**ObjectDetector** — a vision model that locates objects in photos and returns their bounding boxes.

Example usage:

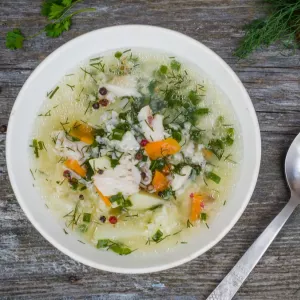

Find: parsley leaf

[41,0,74,20]
[45,17,72,37]
[6,29,25,50]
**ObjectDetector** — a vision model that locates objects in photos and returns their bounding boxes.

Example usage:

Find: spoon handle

[206,196,299,300]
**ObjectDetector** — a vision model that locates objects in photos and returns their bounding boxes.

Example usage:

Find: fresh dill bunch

[234,0,300,58]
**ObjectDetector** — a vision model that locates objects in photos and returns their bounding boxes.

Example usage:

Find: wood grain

[0,0,300,299]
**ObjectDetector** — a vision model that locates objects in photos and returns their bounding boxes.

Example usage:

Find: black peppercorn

[0,125,7,133]
[99,87,108,95]
[92,102,100,109]
[99,215,106,223]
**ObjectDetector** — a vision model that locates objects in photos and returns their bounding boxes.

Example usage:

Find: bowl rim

[6,24,261,273]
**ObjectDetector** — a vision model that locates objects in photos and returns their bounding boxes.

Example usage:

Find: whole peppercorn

[63,170,71,178]
[99,87,108,95]
[0,125,7,133]
[79,194,84,200]
[135,152,143,160]
[99,216,106,223]
[140,139,149,147]
[109,216,118,224]
[92,102,100,109]
[99,99,109,107]
[97,169,104,175]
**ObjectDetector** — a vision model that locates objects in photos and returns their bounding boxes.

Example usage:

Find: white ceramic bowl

[6,25,261,273]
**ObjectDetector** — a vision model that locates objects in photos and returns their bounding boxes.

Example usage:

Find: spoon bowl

[285,133,300,198]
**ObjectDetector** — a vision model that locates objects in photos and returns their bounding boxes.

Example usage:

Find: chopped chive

[181,241,187,244]
[63,229,68,234]
[48,86,59,99]
[78,240,85,244]
[223,200,227,206]
[123,49,131,54]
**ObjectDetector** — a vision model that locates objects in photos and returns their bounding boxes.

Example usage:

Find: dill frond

[235,0,300,58]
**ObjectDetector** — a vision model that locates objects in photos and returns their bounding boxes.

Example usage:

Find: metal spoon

[207,133,300,300]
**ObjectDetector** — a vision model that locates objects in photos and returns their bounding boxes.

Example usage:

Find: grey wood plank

[0,0,300,299]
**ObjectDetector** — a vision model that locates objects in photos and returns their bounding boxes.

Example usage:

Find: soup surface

[30,49,241,255]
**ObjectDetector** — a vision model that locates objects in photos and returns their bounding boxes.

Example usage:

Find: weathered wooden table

[1,0,300,299]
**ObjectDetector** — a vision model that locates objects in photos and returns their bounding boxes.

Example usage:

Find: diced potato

[89,156,111,172]
[129,191,164,210]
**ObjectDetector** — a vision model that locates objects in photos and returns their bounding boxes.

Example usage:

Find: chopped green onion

[170,60,181,71]
[171,129,182,142]
[111,128,125,141]
[83,213,91,223]
[188,90,201,105]
[208,139,224,160]
[206,172,221,184]
[115,51,123,59]
[78,223,88,233]
[159,65,168,74]
[200,212,207,221]
[152,229,163,242]
[97,239,110,248]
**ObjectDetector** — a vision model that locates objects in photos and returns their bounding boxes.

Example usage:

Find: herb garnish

[97,239,135,255]
[6,1,96,50]
[30,139,47,158]
[235,0,300,58]
[48,86,59,99]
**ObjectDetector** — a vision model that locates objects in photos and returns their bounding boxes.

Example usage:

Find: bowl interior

[6,25,261,273]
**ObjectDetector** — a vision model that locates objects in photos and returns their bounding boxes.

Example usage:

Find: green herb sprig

[6,0,96,50]
[235,0,300,58]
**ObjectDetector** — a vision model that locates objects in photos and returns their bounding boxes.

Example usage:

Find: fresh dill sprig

[235,0,300,58]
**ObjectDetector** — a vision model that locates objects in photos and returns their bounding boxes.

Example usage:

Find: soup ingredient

[190,194,204,222]
[235,0,300,58]
[152,170,169,192]
[5,1,96,50]
[64,159,86,177]
[145,138,181,160]
[31,49,241,255]
[69,122,94,145]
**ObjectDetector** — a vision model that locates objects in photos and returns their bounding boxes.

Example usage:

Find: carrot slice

[202,148,213,160]
[95,187,111,207]
[152,170,169,192]
[190,194,204,222]
[145,138,181,160]
[64,159,86,177]
[69,121,94,145]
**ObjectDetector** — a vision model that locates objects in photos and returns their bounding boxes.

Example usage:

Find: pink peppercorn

[109,216,117,224]
[140,139,149,147]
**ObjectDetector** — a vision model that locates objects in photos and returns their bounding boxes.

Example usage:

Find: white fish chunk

[93,162,141,197]
[138,105,165,141]
[171,166,192,191]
